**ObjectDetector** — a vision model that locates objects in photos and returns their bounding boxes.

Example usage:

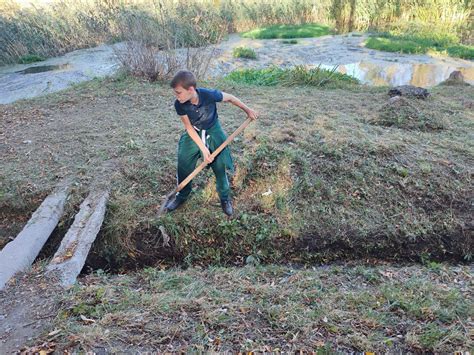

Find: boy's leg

[176,132,201,201]
[210,153,231,201]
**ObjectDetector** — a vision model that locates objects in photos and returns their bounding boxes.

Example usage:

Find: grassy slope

[16,261,473,352]
[0,72,473,353]
[0,74,473,270]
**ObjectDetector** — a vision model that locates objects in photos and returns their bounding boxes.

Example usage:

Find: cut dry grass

[20,262,473,352]
[371,96,448,131]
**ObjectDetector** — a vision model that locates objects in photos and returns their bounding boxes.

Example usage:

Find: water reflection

[15,63,71,74]
[320,62,474,87]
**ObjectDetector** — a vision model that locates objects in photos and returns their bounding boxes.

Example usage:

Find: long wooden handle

[171,117,253,196]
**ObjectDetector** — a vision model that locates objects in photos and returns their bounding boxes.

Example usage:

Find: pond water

[14,63,71,74]
[0,34,472,105]
[209,33,473,87]
[320,61,474,87]
[0,42,120,104]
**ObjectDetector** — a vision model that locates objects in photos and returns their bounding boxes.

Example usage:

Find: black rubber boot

[165,197,186,211]
[220,199,233,216]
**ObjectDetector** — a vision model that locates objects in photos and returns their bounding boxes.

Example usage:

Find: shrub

[113,5,227,82]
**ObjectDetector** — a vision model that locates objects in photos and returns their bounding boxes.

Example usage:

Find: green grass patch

[232,46,257,59]
[281,39,298,44]
[224,65,359,88]
[241,23,332,39]
[446,44,474,60]
[18,54,45,64]
[365,32,474,60]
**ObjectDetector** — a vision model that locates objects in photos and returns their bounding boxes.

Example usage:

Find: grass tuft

[232,46,257,59]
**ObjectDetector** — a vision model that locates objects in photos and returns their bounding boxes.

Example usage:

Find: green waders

[175,119,235,202]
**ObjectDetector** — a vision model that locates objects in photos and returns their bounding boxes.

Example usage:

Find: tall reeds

[0,0,471,65]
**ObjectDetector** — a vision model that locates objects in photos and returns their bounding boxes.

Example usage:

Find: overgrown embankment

[1,0,472,65]
[0,74,472,271]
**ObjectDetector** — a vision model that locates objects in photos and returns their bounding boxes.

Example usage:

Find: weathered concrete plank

[46,190,109,287]
[0,186,69,290]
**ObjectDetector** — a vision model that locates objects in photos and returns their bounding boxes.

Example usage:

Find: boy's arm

[179,114,214,163]
[221,92,259,120]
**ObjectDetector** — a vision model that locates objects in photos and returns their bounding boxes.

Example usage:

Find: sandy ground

[0,43,121,105]
[0,264,64,354]
[1,33,473,105]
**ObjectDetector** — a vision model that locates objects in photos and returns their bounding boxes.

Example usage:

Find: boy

[166,70,258,216]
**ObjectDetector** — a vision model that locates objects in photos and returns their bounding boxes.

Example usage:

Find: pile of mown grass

[365,32,474,60]
[224,65,359,88]
[32,262,472,352]
[370,96,447,131]
[241,23,332,39]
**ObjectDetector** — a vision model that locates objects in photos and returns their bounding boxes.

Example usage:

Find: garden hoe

[157,117,254,218]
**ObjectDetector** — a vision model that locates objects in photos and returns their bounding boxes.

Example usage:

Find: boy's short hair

[170,70,197,89]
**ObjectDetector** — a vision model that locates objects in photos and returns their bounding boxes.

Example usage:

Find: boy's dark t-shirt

[174,87,223,130]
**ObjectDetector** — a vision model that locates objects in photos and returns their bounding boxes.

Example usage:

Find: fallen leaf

[48,329,61,336]
[80,315,96,324]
